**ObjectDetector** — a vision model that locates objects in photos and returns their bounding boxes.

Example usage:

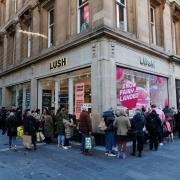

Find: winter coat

[55,111,67,135]
[132,113,146,136]
[102,111,115,132]
[174,112,180,129]
[15,111,23,126]
[24,115,38,135]
[63,118,74,139]
[79,111,92,134]
[146,111,161,133]
[7,115,18,137]
[113,115,131,136]
[44,115,54,138]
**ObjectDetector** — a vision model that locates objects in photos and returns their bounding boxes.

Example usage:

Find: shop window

[38,68,91,118]
[149,0,164,47]
[116,0,127,31]
[78,0,90,33]
[176,80,180,110]
[48,8,54,47]
[116,67,168,116]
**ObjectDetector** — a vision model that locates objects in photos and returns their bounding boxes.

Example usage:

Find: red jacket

[79,111,92,133]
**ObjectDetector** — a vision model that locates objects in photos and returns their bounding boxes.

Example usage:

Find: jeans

[58,135,65,146]
[105,131,114,153]
[81,133,89,152]
[9,136,16,148]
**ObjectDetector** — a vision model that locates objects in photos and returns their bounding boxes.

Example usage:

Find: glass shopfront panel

[176,80,180,109]
[116,67,168,112]
[38,68,91,118]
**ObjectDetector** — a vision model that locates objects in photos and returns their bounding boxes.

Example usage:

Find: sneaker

[105,152,109,156]
[117,151,122,158]
[159,143,164,146]
[68,146,72,149]
[107,153,116,157]
[62,146,69,150]
[14,145,17,151]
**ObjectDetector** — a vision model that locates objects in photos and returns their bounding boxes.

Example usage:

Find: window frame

[48,8,54,48]
[116,0,127,32]
[77,0,89,33]
[150,6,156,45]
[27,26,32,57]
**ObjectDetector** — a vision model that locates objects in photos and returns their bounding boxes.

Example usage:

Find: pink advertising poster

[116,67,168,110]
[75,83,84,119]
[83,5,89,21]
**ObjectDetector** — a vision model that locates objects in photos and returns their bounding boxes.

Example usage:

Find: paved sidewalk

[0,133,180,180]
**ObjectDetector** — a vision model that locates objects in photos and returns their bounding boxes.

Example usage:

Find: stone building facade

[0,0,180,131]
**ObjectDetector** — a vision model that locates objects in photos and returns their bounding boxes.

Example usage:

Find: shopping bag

[23,135,32,149]
[36,132,41,142]
[39,132,45,141]
[98,121,107,131]
[85,137,92,150]
[17,126,24,139]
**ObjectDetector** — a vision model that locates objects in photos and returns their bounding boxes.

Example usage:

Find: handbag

[98,121,107,131]
[23,135,32,149]
[17,126,24,139]
[85,137,92,150]
[36,132,45,142]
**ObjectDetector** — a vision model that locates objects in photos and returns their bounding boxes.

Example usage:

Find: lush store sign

[139,56,155,68]
[50,57,67,70]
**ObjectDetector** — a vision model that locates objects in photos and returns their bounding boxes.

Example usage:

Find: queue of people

[0,104,180,159]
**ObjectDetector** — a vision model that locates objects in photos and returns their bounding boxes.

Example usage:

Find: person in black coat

[15,108,23,126]
[6,112,18,150]
[174,110,180,138]
[24,110,38,150]
[146,110,161,150]
[0,107,7,134]
[131,109,146,157]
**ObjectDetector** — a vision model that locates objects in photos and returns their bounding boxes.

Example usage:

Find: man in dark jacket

[103,108,116,157]
[131,109,146,157]
[0,107,7,134]
[24,110,38,150]
[6,112,18,150]
[79,106,92,155]
[146,110,161,151]
[174,110,180,138]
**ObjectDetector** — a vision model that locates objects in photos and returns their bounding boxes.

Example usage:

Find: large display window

[176,80,180,109]
[38,68,91,118]
[116,67,168,111]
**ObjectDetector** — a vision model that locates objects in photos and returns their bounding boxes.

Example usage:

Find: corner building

[0,0,180,132]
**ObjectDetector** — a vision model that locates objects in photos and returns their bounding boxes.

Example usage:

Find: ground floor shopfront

[0,38,180,131]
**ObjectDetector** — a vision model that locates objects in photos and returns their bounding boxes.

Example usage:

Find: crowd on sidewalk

[0,104,180,160]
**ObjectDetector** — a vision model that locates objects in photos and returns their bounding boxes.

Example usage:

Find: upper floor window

[48,8,54,47]
[150,6,156,44]
[149,0,165,47]
[78,0,89,33]
[9,0,17,18]
[116,0,127,31]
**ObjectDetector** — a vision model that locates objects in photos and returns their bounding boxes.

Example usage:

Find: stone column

[68,74,74,114]
[31,79,38,111]
[54,79,60,114]
[168,62,177,109]
[38,80,42,111]
[16,85,19,108]
[2,87,11,108]
[91,38,116,132]
[22,84,26,110]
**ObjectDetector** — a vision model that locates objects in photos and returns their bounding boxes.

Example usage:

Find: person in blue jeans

[103,108,116,157]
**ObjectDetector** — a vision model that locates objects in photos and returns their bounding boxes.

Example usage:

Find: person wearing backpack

[146,110,161,151]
